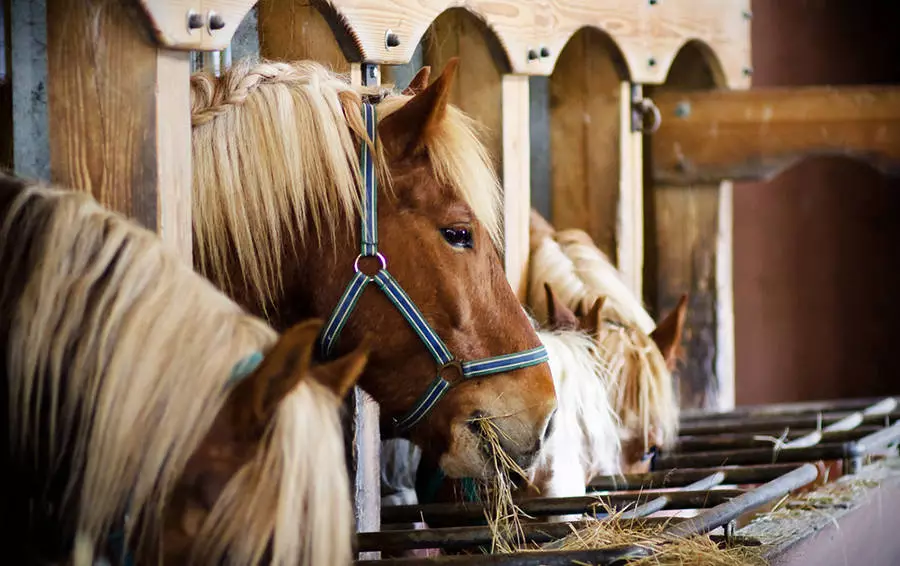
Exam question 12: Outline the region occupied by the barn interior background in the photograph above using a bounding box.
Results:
[3,0,900,564]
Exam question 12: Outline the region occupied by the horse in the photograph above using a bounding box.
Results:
[382,303,622,529]
[189,59,557,478]
[527,209,687,474]
[0,175,369,565]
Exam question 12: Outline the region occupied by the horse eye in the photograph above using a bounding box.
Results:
[440,227,473,249]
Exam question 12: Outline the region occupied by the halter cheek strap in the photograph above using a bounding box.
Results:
[318,102,549,434]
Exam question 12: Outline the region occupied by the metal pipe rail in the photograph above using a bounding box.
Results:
[357,517,686,553]
[656,416,900,471]
[681,397,897,422]
[675,427,883,453]
[588,463,804,491]
[381,489,742,525]
[357,465,819,565]
[678,410,898,436]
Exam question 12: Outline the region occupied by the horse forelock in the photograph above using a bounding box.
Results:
[0,183,283,559]
[189,58,502,314]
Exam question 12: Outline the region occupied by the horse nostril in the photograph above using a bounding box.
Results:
[542,409,557,443]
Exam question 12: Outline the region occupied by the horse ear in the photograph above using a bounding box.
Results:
[402,66,432,95]
[310,336,372,400]
[237,319,323,427]
[544,283,578,331]
[650,294,688,370]
[378,57,458,157]
[578,296,607,339]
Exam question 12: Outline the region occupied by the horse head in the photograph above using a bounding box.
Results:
[191,59,557,478]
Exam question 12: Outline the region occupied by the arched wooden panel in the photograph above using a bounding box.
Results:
[421,8,508,171]
[548,27,628,262]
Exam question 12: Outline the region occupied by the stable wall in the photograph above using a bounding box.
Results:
[734,0,900,405]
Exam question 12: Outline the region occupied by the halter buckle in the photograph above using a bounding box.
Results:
[353,252,387,276]
[437,359,465,387]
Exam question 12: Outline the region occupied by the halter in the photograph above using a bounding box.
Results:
[317,102,549,434]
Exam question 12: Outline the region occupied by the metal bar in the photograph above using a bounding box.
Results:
[850,420,900,456]
[381,489,743,524]
[538,474,725,552]
[660,463,819,540]
[679,411,898,436]
[653,442,854,470]
[681,397,894,421]
[355,546,652,566]
[675,427,883,453]
[782,398,897,449]
[356,517,685,553]
[589,463,803,491]
[619,472,725,519]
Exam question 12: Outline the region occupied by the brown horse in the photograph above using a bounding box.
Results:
[0,175,369,565]
[190,60,556,477]
[528,210,687,474]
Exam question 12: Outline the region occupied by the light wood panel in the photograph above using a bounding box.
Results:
[47,0,192,261]
[501,74,531,300]
[287,0,751,86]
[651,85,900,185]
[139,0,257,51]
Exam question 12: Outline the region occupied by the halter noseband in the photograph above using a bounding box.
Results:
[317,102,549,434]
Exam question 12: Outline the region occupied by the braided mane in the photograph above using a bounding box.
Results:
[190,59,502,313]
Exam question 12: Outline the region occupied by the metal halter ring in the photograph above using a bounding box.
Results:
[353,252,387,275]
[437,359,465,386]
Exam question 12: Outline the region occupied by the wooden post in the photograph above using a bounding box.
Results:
[618,82,644,299]
[643,42,735,412]
[46,0,191,261]
[501,74,530,299]
[258,1,381,547]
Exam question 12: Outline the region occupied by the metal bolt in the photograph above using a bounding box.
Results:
[385,30,400,49]
[186,9,203,33]
[674,101,691,118]
[742,66,753,76]
[648,57,657,67]
[207,11,225,32]
[527,48,539,61]
[742,10,753,20]
[649,0,658,5]
[539,46,550,58]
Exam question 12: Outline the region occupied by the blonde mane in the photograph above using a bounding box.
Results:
[533,329,622,495]
[527,223,679,454]
[0,183,352,565]
[190,58,502,312]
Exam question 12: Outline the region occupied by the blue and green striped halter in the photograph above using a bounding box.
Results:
[317,102,550,434]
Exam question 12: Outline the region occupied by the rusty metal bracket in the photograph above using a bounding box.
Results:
[631,84,662,134]
[137,1,256,51]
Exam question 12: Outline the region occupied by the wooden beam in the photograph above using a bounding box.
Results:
[46,0,192,261]
[652,85,900,185]
[501,74,530,300]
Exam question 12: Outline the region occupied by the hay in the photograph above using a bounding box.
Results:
[540,507,766,565]
[471,418,533,553]
[470,418,764,564]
